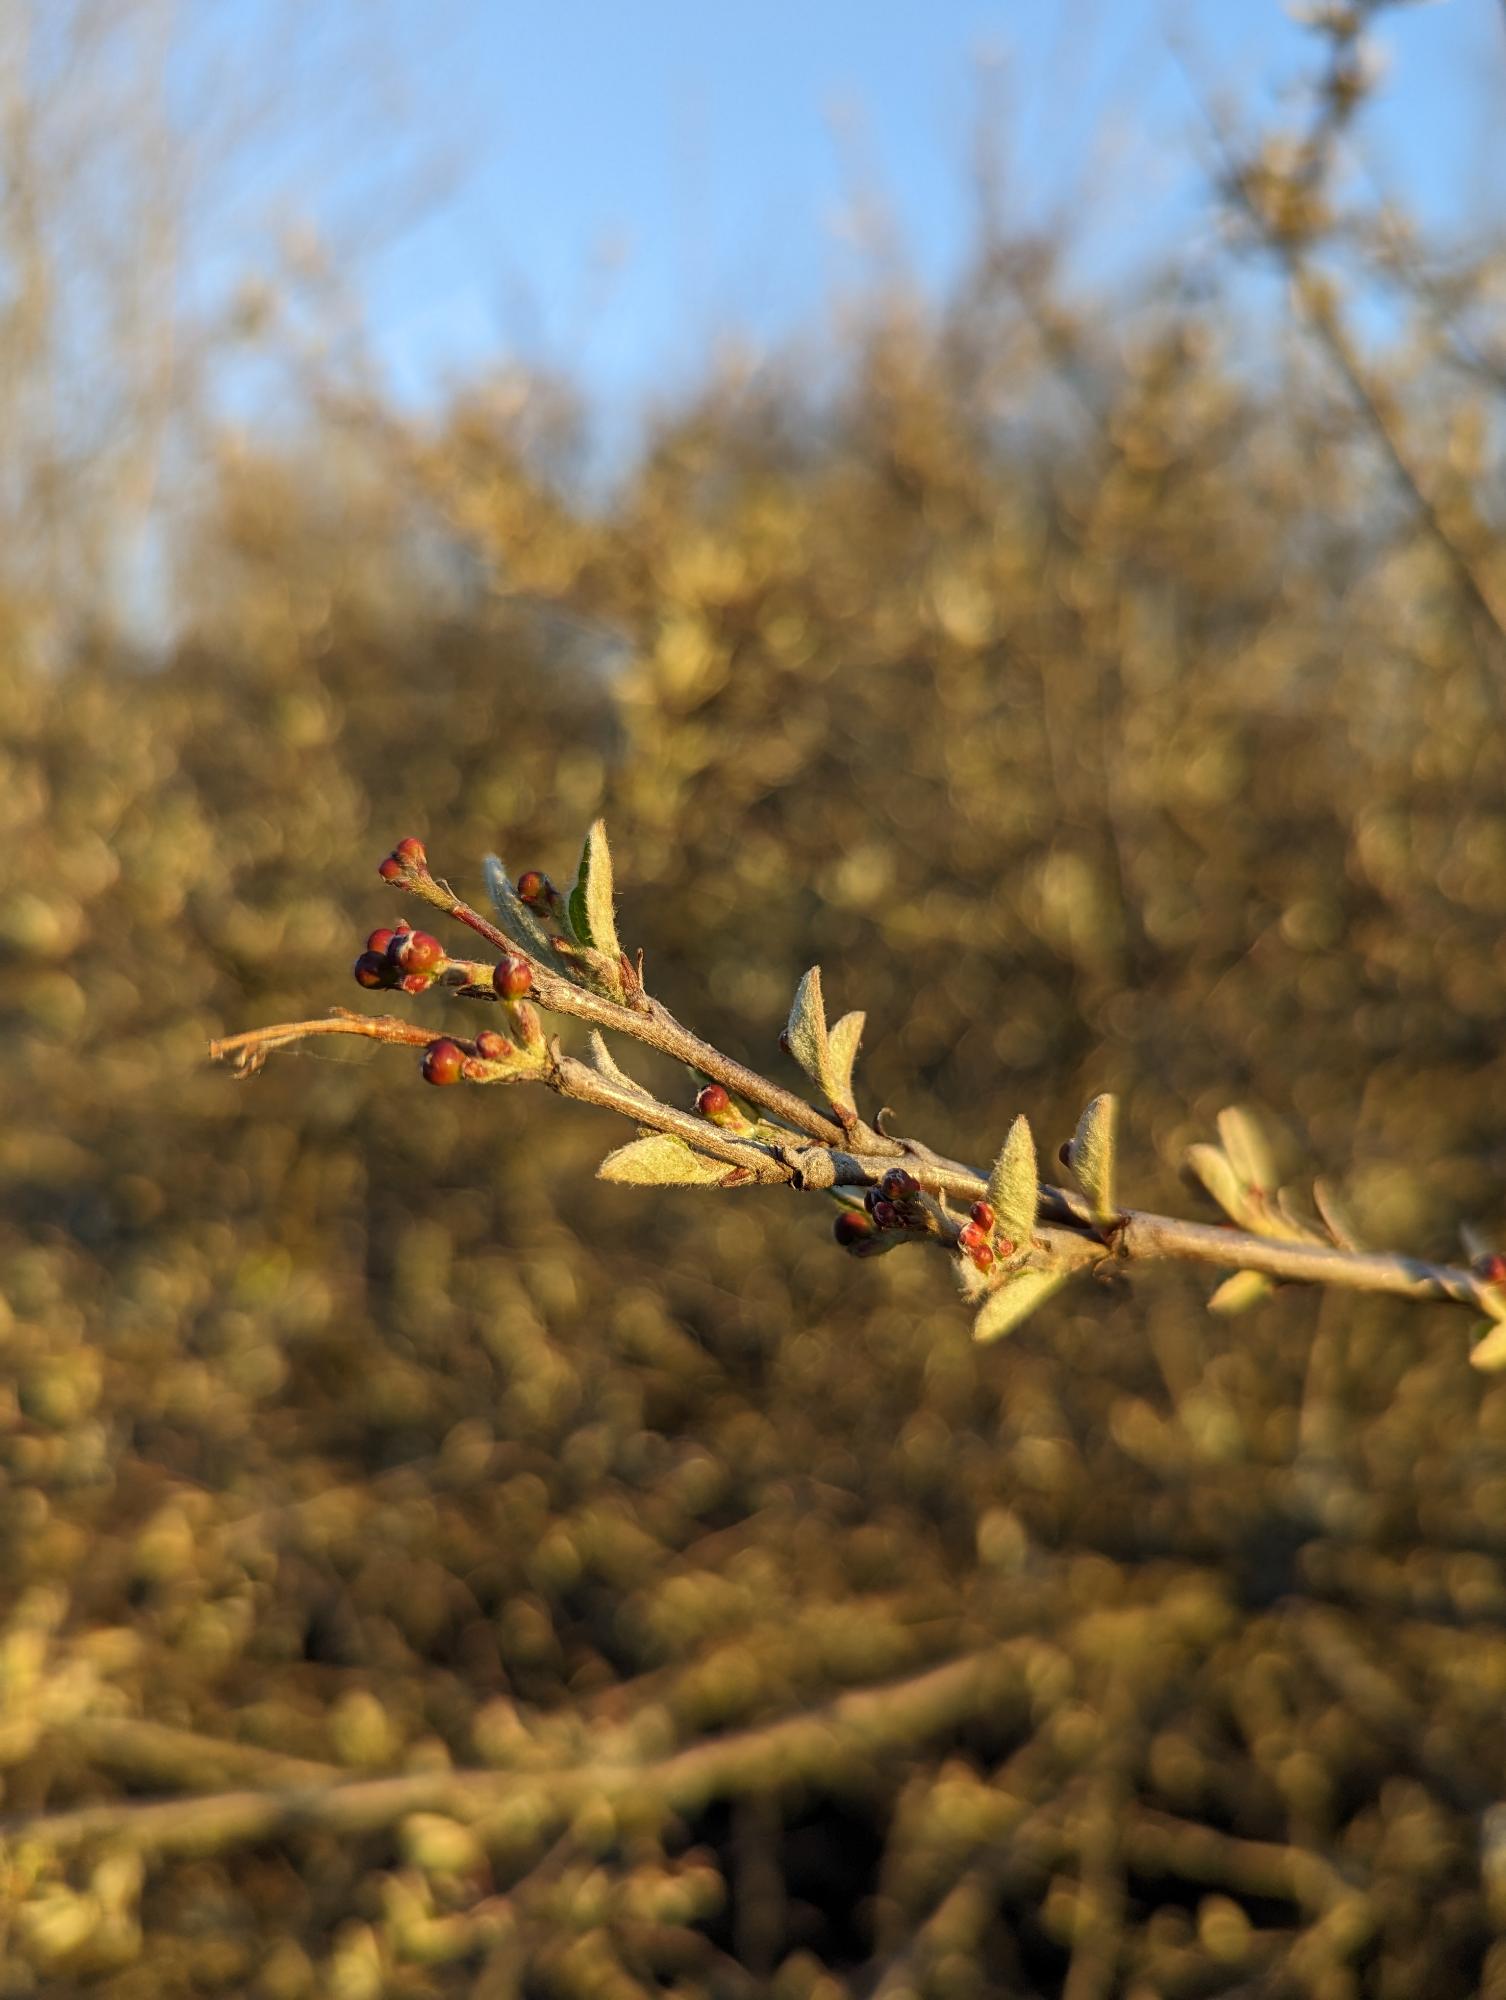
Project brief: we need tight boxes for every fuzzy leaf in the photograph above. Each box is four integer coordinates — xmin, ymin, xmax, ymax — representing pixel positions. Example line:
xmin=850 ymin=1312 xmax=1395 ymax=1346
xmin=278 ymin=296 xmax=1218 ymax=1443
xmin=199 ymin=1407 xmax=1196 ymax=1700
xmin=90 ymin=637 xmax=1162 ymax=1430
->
xmin=586 ymin=1031 xmax=655 ymax=1105
xmin=1207 ymin=1270 xmax=1275 ymax=1315
xmin=483 ymin=856 xmax=570 ymax=974
xmin=785 ymin=967 xmax=832 ymax=1096
xmin=567 ymin=819 xmax=621 ymax=962
xmin=597 ymin=1134 xmax=736 ymax=1187
xmin=1312 ymin=1179 xmax=1363 ymax=1251
xmin=1471 ymin=1319 xmax=1506 ymax=1371
xmin=987 ymin=1115 xmax=1039 ymax=1246
xmin=1186 ymin=1144 xmax=1250 ymax=1227
xmin=1069 ymin=1093 xmax=1119 ymax=1223
xmin=1216 ymin=1106 xmax=1278 ymax=1198
xmin=826 ymin=1010 xmax=865 ymax=1112
xmin=973 ymin=1268 xmax=1070 ymax=1344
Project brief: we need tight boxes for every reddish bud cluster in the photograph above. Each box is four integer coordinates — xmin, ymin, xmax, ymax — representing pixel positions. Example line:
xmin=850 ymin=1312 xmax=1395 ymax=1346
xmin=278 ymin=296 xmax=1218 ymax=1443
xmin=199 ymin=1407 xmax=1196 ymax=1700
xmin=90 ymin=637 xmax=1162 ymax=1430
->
xmin=959 ymin=1197 xmax=1011 ymax=1270
xmin=378 ymin=836 xmax=428 ymax=883
xmin=856 ymin=1166 xmax=928 ymax=1241
xmin=493 ymin=956 xmax=534 ymax=1001
xmin=352 ymin=920 xmax=445 ymax=994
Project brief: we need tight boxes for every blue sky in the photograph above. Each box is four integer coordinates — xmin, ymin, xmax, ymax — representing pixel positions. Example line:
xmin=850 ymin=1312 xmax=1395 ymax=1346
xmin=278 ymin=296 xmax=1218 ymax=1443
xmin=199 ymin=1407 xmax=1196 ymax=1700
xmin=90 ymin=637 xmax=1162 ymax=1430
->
xmin=211 ymin=2 xmax=1505 ymax=429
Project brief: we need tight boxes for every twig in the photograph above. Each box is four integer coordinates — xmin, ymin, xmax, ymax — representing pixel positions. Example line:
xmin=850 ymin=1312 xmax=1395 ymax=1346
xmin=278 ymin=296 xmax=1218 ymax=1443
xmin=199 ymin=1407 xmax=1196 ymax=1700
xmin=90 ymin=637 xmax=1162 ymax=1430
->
xmin=208 ymin=1005 xmax=1490 ymax=1314
xmin=4 ymin=1641 xmax=1037 ymax=1861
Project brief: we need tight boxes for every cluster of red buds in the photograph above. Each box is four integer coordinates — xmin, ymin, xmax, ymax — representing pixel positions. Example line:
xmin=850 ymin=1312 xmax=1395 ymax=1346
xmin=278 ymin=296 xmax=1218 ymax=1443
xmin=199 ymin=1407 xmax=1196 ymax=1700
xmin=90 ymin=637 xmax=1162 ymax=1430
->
xmin=833 ymin=1167 xmax=931 ymax=1254
xmin=420 ymin=954 xmax=547 ymax=1086
xmin=957 ymin=1198 xmax=1015 ymax=1274
xmin=378 ymin=836 xmax=429 ymax=884
xmin=353 ymin=920 xmax=447 ymax=994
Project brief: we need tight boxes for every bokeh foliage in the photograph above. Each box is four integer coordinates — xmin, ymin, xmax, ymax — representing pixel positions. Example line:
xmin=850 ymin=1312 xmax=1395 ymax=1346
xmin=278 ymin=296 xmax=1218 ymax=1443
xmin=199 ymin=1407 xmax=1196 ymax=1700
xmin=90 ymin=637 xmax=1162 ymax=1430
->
xmin=5 ymin=18 xmax=1506 ymax=1996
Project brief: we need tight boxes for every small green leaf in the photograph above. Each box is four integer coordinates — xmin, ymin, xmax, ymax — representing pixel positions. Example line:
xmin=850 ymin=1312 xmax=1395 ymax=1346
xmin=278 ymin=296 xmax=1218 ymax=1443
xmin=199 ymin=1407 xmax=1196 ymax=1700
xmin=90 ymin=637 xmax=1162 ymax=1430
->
xmin=1206 ymin=1270 xmax=1275 ymax=1315
xmin=1216 ymin=1106 xmax=1278 ymax=1198
xmin=1186 ymin=1143 xmax=1250 ymax=1227
xmin=973 ymin=1268 xmax=1070 ymax=1343
xmin=1069 ymin=1093 xmax=1118 ymax=1223
xmin=1312 ymin=1179 xmax=1363 ymax=1251
xmin=586 ymin=1030 xmax=655 ymax=1104
xmin=987 ymin=1115 xmax=1039 ymax=1246
xmin=597 ymin=1134 xmax=737 ymax=1187
xmin=826 ymin=1010 xmax=865 ymax=1112
xmin=785 ymin=966 xmax=832 ymax=1095
xmin=483 ymin=856 xmax=570 ymax=974
xmin=567 ymin=819 xmax=621 ymax=962
xmin=1471 ymin=1319 xmax=1506 ymax=1371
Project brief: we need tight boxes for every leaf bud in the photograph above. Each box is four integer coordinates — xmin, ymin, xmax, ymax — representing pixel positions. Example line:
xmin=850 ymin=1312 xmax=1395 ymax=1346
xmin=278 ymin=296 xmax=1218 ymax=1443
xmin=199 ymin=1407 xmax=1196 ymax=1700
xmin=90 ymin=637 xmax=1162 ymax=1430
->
xmin=834 ymin=1210 xmax=876 ymax=1250
xmin=421 ymin=1039 xmax=466 ymax=1087
xmin=493 ymin=955 xmax=534 ymax=1000
xmin=393 ymin=929 xmax=443 ymax=975
xmin=379 ymin=836 xmax=428 ymax=882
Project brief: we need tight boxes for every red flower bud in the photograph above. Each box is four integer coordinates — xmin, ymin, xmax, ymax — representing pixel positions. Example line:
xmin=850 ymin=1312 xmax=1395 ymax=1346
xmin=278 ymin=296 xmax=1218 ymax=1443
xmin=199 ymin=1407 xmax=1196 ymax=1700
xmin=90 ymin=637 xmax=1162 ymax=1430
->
xmin=1474 ymin=1251 xmax=1506 ymax=1286
xmin=366 ymin=927 xmax=398 ymax=956
xmin=379 ymin=837 xmax=427 ymax=882
xmin=882 ymin=1168 xmax=920 ymax=1202
xmin=516 ymin=869 xmax=547 ymax=904
xmin=398 ymin=973 xmax=431 ymax=995
xmin=969 ymin=1200 xmax=995 ymax=1232
xmin=353 ymin=950 xmax=391 ymax=990
xmin=995 ymin=1237 xmax=1016 ymax=1259
xmin=971 ymin=1243 xmax=995 ymax=1272
xmin=834 ymin=1210 xmax=876 ymax=1249
xmin=871 ymin=1199 xmax=900 ymax=1230
xmin=493 ymin=955 xmax=533 ymax=1000
xmin=421 ymin=1039 xmax=465 ymax=1087
xmin=393 ymin=929 xmax=443 ymax=975
xmin=958 ymin=1221 xmax=987 ymax=1255
xmin=474 ymin=1029 xmax=514 ymax=1062
xmin=696 ymin=1084 xmax=733 ymax=1123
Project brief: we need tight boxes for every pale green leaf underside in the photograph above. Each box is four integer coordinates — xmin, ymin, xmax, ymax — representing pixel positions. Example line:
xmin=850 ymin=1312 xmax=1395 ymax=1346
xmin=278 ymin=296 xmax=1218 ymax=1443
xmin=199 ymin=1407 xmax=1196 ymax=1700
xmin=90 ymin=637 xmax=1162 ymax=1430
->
xmin=1071 ymin=1093 xmax=1118 ymax=1222
xmin=973 ymin=1268 xmax=1069 ymax=1343
xmin=987 ymin=1115 xmax=1039 ymax=1246
xmin=1186 ymin=1143 xmax=1250 ymax=1228
xmin=786 ymin=966 xmax=831 ymax=1093
xmin=825 ymin=1010 xmax=865 ymax=1111
xmin=597 ymin=1134 xmax=735 ymax=1187
xmin=1471 ymin=1319 xmax=1506 ymax=1370
xmin=1216 ymin=1105 xmax=1278 ymax=1197
xmin=1207 ymin=1269 xmax=1274 ymax=1315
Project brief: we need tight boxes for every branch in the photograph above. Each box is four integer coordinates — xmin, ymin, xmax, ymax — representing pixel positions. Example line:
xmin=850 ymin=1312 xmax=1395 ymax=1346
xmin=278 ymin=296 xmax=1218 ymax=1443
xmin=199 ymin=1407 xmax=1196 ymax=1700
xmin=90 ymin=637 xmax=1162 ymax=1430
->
xmin=208 ymin=831 xmax=1506 ymax=1353
xmin=7 ymin=1642 xmax=1034 ymax=1861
